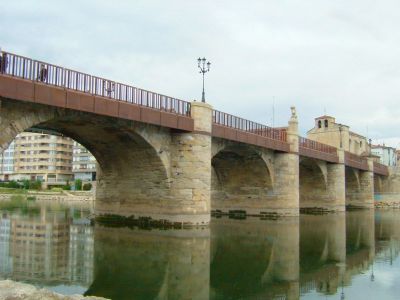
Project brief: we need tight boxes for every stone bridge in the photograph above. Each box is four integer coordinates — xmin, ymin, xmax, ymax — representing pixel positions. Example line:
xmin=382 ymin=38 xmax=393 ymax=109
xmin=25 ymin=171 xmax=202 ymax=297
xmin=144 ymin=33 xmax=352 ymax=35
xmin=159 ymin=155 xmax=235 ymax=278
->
xmin=0 ymin=51 xmax=390 ymax=225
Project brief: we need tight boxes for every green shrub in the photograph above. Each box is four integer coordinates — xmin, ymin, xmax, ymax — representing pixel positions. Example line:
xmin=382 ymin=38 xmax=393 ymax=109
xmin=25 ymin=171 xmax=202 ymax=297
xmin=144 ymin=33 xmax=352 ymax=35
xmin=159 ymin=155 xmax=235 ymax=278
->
xmin=74 ymin=179 xmax=82 ymax=191
xmin=83 ymin=183 xmax=92 ymax=191
xmin=0 ymin=180 xmax=21 ymax=189
xmin=63 ymin=181 xmax=71 ymax=190
xmin=29 ymin=180 xmax=42 ymax=190
xmin=21 ymin=179 xmax=30 ymax=190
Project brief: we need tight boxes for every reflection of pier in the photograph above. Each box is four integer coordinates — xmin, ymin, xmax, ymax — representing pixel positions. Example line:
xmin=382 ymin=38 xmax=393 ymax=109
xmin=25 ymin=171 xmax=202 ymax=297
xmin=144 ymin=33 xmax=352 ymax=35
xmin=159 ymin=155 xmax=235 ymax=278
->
xmin=375 ymin=210 xmax=400 ymax=264
xmin=300 ymin=213 xmax=346 ymax=295
xmin=344 ymin=210 xmax=375 ymax=285
xmin=299 ymin=210 xmax=376 ymax=297
xmin=210 ymin=218 xmax=299 ymax=300
xmin=86 ymin=227 xmax=210 ymax=300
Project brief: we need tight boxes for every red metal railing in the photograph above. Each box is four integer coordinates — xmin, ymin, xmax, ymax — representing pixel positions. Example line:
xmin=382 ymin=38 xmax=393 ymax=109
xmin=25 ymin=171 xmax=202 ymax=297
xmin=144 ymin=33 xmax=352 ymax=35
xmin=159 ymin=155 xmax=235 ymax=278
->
xmin=298 ymin=137 xmax=337 ymax=154
xmin=0 ymin=51 xmax=191 ymax=116
xmin=212 ymin=110 xmax=287 ymax=141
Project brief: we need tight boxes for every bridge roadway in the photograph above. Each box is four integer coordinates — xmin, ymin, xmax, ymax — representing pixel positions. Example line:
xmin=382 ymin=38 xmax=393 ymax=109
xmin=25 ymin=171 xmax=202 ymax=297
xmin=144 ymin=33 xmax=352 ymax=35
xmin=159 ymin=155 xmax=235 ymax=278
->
xmin=0 ymin=51 xmax=391 ymax=225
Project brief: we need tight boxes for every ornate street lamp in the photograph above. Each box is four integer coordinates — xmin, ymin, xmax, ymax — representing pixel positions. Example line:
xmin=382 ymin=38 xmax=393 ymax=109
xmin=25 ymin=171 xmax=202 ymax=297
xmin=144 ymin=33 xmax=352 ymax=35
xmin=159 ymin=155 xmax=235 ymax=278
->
xmin=197 ymin=57 xmax=211 ymax=103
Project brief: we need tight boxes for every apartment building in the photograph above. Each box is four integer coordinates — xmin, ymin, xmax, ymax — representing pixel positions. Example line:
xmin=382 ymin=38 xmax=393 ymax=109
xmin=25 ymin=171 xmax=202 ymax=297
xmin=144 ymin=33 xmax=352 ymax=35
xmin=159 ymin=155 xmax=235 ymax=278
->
xmin=72 ymin=142 xmax=97 ymax=182
xmin=0 ymin=132 xmax=73 ymax=184
xmin=1 ymin=133 xmax=98 ymax=184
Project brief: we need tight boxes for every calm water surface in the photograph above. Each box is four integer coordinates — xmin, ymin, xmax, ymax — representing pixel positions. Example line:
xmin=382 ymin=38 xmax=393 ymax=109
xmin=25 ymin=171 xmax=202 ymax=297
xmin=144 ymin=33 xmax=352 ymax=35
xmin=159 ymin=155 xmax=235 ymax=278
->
xmin=0 ymin=199 xmax=399 ymax=300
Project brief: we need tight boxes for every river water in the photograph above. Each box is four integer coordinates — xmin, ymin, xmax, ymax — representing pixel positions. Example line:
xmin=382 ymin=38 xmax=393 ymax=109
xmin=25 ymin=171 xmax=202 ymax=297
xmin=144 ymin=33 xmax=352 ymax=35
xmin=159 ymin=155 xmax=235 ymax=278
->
xmin=0 ymin=199 xmax=399 ymax=300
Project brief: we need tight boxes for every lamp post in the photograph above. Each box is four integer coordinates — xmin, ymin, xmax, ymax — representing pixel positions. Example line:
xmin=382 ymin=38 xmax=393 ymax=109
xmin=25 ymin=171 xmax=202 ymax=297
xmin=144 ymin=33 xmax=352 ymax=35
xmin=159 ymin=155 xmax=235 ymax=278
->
xmin=197 ymin=57 xmax=211 ymax=103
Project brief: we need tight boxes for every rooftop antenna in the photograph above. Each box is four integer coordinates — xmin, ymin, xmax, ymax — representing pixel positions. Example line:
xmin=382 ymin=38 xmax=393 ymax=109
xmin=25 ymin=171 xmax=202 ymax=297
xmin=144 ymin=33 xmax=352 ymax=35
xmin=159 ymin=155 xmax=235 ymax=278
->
xmin=324 ymin=107 xmax=327 ymax=116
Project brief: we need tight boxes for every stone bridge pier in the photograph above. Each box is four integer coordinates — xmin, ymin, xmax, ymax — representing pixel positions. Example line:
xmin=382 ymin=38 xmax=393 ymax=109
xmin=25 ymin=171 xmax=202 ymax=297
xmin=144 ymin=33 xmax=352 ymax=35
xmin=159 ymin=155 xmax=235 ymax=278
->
xmin=299 ymin=150 xmax=345 ymax=213
xmin=86 ymin=100 xmax=214 ymax=225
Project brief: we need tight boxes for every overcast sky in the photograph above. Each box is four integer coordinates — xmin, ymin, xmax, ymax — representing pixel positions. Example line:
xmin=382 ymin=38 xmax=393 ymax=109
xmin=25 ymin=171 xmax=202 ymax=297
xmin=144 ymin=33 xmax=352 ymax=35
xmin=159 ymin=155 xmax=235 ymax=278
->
xmin=2 ymin=0 xmax=400 ymax=146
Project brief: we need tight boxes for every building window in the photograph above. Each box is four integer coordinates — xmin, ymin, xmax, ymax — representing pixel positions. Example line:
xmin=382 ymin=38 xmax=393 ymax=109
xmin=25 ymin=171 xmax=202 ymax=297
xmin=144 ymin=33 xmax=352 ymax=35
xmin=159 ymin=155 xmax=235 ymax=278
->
xmin=318 ymin=120 xmax=322 ymax=128
xmin=360 ymin=141 xmax=362 ymax=148
xmin=324 ymin=120 xmax=328 ymax=128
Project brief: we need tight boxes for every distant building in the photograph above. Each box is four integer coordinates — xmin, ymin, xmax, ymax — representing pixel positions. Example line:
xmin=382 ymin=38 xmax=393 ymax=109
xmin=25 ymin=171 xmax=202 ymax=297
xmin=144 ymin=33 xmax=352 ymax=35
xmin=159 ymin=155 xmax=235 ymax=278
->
xmin=1 ymin=134 xmax=97 ymax=185
xmin=0 ymin=141 xmax=15 ymax=181
xmin=11 ymin=132 xmax=74 ymax=184
xmin=371 ymin=145 xmax=397 ymax=167
xmin=72 ymin=142 xmax=97 ymax=182
xmin=307 ymin=115 xmax=370 ymax=156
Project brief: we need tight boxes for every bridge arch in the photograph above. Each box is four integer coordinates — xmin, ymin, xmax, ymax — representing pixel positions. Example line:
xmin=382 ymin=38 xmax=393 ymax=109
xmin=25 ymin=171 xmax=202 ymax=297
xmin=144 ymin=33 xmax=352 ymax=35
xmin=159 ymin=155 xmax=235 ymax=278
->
xmin=299 ymin=158 xmax=329 ymax=212
xmin=0 ymin=98 xmax=173 ymax=219
xmin=345 ymin=167 xmax=361 ymax=207
xmin=374 ymin=175 xmax=383 ymax=194
xmin=211 ymin=142 xmax=274 ymax=216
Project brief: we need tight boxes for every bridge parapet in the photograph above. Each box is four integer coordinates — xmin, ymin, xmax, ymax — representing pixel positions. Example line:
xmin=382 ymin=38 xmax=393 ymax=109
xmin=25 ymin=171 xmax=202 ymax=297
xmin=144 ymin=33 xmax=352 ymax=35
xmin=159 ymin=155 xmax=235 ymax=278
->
xmin=0 ymin=51 xmax=191 ymax=116
xmin=212 ymin=110 xmax=289 ymax=152
xmin=298 ymin=137 xmax=339 ymax=163
xmin=373 ymin=161 xmax=389 ymax=176
xmin=344 ymin=151 xmax=369 ymax=171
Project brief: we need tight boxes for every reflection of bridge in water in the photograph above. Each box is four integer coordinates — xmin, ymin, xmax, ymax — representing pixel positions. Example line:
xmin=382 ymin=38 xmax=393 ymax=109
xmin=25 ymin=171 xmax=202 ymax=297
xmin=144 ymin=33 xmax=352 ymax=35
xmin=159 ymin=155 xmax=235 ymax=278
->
xmin=299 ymin=210 xmax=375 ymax=296
xmin=1 ymin=204 xmax=400 ymax=299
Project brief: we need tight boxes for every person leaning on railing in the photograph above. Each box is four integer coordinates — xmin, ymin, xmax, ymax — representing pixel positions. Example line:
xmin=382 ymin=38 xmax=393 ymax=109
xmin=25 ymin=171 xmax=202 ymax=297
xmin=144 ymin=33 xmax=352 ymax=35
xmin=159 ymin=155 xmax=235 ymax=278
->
xmin=0 ymin=49 xmax=8 ymax=74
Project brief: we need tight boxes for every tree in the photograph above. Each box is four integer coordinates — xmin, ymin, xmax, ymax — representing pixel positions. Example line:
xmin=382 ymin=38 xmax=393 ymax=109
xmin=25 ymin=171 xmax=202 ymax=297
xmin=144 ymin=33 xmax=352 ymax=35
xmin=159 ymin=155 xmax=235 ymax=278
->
xmin=74 ymin=179 xmax=82 ymax=191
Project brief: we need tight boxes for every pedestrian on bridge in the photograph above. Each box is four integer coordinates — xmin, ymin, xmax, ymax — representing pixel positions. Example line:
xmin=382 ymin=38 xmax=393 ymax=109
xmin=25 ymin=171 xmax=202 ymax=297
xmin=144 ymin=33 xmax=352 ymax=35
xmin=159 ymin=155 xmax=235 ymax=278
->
xmin=0 ymin=49 xmax=8 ymax=74
xmin=38 ymin=64 xmax=48 ymax=82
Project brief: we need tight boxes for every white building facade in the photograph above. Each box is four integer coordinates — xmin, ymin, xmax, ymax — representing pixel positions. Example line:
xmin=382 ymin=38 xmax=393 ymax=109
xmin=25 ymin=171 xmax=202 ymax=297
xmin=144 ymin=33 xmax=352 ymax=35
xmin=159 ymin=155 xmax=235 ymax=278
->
xmin=72 ymin=142 xmax=97 ymax=182
xmin=0 ymin=142 xmax=15 ymax=181
xmin=371 ymin=145 xmax=397 ymax=167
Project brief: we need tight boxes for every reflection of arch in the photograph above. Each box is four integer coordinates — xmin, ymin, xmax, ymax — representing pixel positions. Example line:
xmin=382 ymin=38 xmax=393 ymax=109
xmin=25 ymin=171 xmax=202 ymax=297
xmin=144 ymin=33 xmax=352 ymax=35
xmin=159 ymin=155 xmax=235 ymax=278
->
xmin=260 ymin=243 xmax=276 ymax=284
xmin=211 ymin=229 xmax=274 ymax=298
xmin=211 ymin=145 xmax=274 ymax=209
xmin=346 ymin=211 xmax=375 ymax=255
xmin=0 ymin=100 xmax=172 ymax=216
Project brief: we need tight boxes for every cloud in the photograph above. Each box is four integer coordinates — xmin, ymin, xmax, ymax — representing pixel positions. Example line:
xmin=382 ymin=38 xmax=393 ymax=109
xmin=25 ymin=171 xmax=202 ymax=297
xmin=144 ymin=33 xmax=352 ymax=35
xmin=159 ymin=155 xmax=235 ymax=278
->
xmin=1 ymin=0 xmax=400 ymax=143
